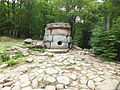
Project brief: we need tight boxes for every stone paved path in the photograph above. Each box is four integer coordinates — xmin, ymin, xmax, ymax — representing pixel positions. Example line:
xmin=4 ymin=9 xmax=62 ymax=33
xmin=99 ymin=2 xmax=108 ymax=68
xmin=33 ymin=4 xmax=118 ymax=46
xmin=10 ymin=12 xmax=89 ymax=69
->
xmin=0 ymin=49 xmax=120 ymax=90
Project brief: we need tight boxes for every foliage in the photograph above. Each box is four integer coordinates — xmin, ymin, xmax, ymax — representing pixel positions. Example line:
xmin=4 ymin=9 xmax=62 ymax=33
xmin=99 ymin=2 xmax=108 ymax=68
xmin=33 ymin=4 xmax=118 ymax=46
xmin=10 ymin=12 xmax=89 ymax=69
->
xmin=7 ymin=59 xmax=18 ymax=66
xmin=91 ymin=26 xmax=117 ymax=61
xmin=0 ymin=51 xmax=10 ymax=62
xmin=30 ymin=48 xmax=45 ymax=52
xmin=12 ymin=51 xmax=23 ymax=60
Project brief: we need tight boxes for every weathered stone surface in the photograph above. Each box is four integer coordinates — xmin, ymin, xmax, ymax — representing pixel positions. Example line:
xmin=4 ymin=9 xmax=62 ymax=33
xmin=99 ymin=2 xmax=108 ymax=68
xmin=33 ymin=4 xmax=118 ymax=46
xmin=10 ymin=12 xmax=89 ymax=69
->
xmin=51 ymin=42 xmax=68 ymax=49
xmin=21 ymin=86 xmax=32 ymax=90
xmin=44 ymin=36 xmax=52 ymax=42
xmin=67 ymin=36 xmax=72 ymax=43
xmin=36 ymin=41 xmax=44 ymax=48
xmin=45 ymin=68 xmax=58 ymax=75
xmin=45 ymin=30 xmax=51 ymax=36
xmin=24 ymin=38 xmax=33 ymax=44
xmin=26 ymin=57 xmax=33 ymax=63
xmin=52 ymin=35 xmax=67 ymax=43
xmin=47 ymin=23 xmax=71 ymax=29
xmin=45 ymin=85 xmax=56 ymax=90
xmin=57 ymin=76 xmax=70 ymax=85
xmin=32 ymin=79 xmax=38 ymax=88
xmin=44 ymin=76 xmax=56 ymax=83
xmin=68 ymin=73 xmax=77 ymax=80
xmin=87 ymin=80 xmax=95 ymax=90
xmin=0 ymin=64 xmax=8 ymax=68
xmin=52 ymin=29 xmax=69 ymax=36
xmin=56 ymin=84 xmax=64 ymax=89
xmin=46 ymin=49 xmax=69 ymax=53
xmin=93 ymin=77 xmax=103 ymax=82
xmin=44 ymin=42 xmax=51 ymax=48
xmin=117 ymin=82 xmax=120 ymax=90
xmin=1 ymin=87 xmax=11 ymax=90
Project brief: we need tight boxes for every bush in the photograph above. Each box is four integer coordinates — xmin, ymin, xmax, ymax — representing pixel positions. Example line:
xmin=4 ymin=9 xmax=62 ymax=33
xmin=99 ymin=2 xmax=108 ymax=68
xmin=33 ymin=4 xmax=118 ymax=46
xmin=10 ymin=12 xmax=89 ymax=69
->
xmin=12 ymin=51 xmax=23 ymax=60
xmin=30 ymin=48 xmax=45 ymax=52
xmin=7 ymin=59 xmax=18 ymax=66
xmin=0 ymin=51 xmax=10 ymax=62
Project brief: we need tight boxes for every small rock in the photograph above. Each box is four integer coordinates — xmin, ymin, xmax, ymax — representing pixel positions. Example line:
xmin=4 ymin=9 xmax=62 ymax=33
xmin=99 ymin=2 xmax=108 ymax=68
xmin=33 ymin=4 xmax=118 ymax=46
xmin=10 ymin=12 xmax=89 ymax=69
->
xmin=24 ymin=38 xmax=33 ymax=44
xmin=36 ymin=41 xmax=44 ymax=48
xmin=57 ymin=76 xmax=70 ymax=85
xmin=3 ymin=82 xmax=13 ymax=87
xmin=56 ymin=84 xmax=64 ymax=89
xmin=22 ymin=86 xmax=32 ymax=90
xmin=45 ymin=85 xmax=56 ymax=90
xmin=12 ymin=82 xmax=21 ymax=90
xmin=45 ymin=68 xmax=58 ymax=75
xmin=116 ymin=82 xmax=120 ymax=90
xmin=1 ymin=87 xmax=11 ymax=90
xmin=0 ymin=64 xmax=8 ymax=68
xmin=26 ymin=58 xmax=33 ymax=63
xmin=93 ymin=77 xmax=103 ymax=82
xmin=44 ymin=76 xmax=56 ymax=83
xmin=32 ymin=79 xmax=38 ymax=88
xmin=20 ymin=81 xmax=31 ymax=88
xmin=87 ymin=80 xmax=95 ymax=90
xmin=69 ymin=73 xmax=77 ymax=80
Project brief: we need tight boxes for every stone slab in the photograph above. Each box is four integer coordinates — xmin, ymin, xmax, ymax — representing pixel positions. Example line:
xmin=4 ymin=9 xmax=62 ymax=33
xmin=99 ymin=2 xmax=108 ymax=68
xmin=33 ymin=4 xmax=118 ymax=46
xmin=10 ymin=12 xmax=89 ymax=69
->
xmin=47 ymin=23 xmax=71 ymax=29
xmin=51 ymin=42 xmax=68 ymax=49
xmin=44 ymin=42 xmax=51 ymax=49
xmin=46 ymin=49 xmax=69 ymax=53
xmin=45 ymin=30 xmax=51 ymax=36
xmin=51 ymin=29 xmax=69 ymax=36
xmin=53 ymin=35 xmax=67 ymax=43
xmin=44 ymin=35 xmax=52 ymax=42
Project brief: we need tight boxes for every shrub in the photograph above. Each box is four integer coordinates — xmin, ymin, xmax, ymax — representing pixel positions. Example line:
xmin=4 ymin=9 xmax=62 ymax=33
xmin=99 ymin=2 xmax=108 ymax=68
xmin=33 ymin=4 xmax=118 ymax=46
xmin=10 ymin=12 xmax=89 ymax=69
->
xmin=30 ymin=48 xmax=45 ymax=52
xmin=7 ymin=59 xmax=18 ymax=66
xmin=0 ymin=51 xmax=10 ymax=62
xmin=12 ymin=51 xmax=23 ymax=60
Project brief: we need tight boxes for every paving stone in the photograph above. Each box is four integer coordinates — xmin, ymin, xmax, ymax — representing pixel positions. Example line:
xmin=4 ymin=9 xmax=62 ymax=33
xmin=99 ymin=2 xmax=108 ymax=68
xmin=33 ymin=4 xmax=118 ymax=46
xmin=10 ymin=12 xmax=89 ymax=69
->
xmin=56 ymin=84 xmax=64 ymax=89
xmin=45 ymin=68 xmax=58 ymax=75
xmin=93 ymin=77 xmax=104 ymax=82
xmin=20 ymin=81 xmax=31 ymax=88
xmin=44 ymin=76 xmax=56 ymax=83
xmin=45 ymin=85 xmax=56 ymax=90
xmin=32 ymin=79 xmax=38 ymax=88
xmin=1 ymin=87 xmax=11 ymax=90
xmin=57 ymin=76 xmax=70 ymax=85
xmin=68 ymin=73 xmax=77 ymax=80
xmin=26 ymin=58 xmax=33 ymax=63
xmin=22 ymin=86 xmax=33 ymax=90
xmin=87 ymin=80 xmax=95 ymax=90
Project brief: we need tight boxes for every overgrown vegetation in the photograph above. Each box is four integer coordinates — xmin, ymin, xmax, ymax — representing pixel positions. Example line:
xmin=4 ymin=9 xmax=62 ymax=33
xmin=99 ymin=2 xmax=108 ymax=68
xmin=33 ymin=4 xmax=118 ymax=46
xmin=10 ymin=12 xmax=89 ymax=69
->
xmin=0 ymin=0 xmax=120 ymax=61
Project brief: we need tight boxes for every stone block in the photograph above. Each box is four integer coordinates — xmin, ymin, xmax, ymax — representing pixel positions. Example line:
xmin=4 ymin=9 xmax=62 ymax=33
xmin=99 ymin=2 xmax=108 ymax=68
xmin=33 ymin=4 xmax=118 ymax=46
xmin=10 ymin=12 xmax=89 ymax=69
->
xmin=67 ymin=36 xmax=72 ymax=43
xmin=51 ymin=29 xmax=69 ymax=36
xmin=44 ymin=42 xmax=51 ymax=48
xmin=53 ymin=35 xmax=67 ymax=43
xmin=47 ymin=23 xmax=71 ymax=29
xmin=51 ymin=42 xmax=68 ymax=49
xmin=44 ymin=35 xmax=52 ymax=42
xmin=45 ymin=30 xmax=51 ymax=36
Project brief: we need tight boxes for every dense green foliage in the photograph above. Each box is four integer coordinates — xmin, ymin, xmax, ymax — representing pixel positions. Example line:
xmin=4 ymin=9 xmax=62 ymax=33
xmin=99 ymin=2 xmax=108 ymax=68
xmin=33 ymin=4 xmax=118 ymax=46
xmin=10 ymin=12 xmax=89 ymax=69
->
xmin=0 ymin=0 xmax=120 ymax=61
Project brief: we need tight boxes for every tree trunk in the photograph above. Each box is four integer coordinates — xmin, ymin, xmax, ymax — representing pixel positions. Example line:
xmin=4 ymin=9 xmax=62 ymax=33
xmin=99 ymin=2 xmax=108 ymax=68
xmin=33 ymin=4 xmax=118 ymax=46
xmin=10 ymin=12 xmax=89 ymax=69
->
xmin=106 ymin=14 xmax=111 ymax=30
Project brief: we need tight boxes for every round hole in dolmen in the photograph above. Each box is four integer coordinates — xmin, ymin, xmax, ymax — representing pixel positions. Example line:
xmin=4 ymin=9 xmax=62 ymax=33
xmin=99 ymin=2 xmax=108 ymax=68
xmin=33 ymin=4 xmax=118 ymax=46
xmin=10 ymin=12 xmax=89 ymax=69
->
xmin=57 ymin=41 xmax=62 ymax=45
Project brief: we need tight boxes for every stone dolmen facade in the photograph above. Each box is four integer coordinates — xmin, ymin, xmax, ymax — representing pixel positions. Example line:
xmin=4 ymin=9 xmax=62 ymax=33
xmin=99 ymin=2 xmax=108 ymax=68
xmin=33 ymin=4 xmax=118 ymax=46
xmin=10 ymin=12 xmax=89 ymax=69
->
xmin=44 ymin=23 xmax=72 ymax=52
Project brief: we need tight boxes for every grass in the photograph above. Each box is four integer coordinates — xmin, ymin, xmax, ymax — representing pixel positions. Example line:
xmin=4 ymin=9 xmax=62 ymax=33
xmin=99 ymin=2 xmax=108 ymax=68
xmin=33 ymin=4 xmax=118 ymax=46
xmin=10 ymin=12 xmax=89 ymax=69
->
xmin=0 ymin=40 xmax=23 ymax=51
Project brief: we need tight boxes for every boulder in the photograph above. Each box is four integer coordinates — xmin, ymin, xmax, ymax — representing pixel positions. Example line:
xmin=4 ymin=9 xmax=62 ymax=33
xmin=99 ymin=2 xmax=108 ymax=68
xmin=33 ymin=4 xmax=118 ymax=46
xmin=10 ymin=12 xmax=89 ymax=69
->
xmin=24 ymin=38 xmax=33 ymax=44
